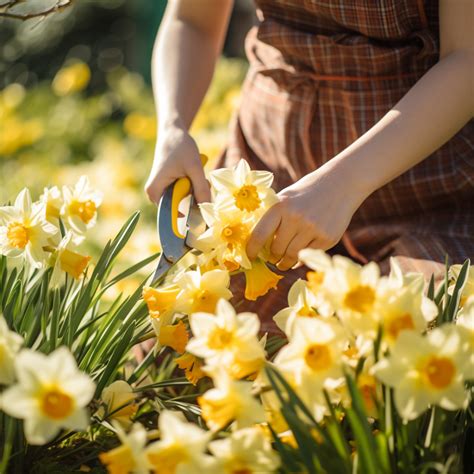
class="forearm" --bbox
[325,50,473,200]
[152,1,232,133]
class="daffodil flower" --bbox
[372,325,470,420]
[99,422,149,474]
[0,314,23,385]
[209,427,280,473]
[0,188,57,268]
[210,159,278,216]
[145,410,217,474]
[61,176,102,237]
[187,299,265,379]
[198,369,265,431]
[1,347,95,445]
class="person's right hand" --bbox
[144,125,211,204]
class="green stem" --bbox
[0,417,15,474]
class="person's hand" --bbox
[246,163,367,271]
[144,125,211,204]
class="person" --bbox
[144,0,473,329]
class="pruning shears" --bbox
[152,154,208,282]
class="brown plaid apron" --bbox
[219,0,474,332]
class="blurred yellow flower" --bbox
[1,347,95,445]
[159,320,189,354]
[209,427,280,474]
[123,112,157,141]
[52,62,91,96]
[198,369,265,432]
[373,325,470,420]
[98,381,137,429]
[0,314,23,385]
[174,353,206,385]
[100,422,149,474]
[145,410,215,474]
[0,117,43,155]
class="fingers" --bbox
[247,206,282,260]
[144,171,171,205]
[269,222,297,264]
[277,233,315,271]
[188,162,211,203]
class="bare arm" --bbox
[146,0,233,203]
[247,0,474,270]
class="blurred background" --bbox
[0,0,254,270]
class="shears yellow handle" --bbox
[170,154,208,239]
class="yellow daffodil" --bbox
[187,299,265,379]
[100,422,149,474]
[244,258,282,301]
[145,410,216,474]
[0,314,23,385]
[38,186,63,223]
[273,279,322,336]
[175,268,232,315]
[209,427,280,474]
[1,347,95,445]
[300,250,380,336]
[158,320,189,354]
[143,284,180,319]
[123,112,157,141]
[61,176,102,237]
[372,325,470,420]
[210,159,278,215]
[52,62,91,96]
[0,188,57,268]
[198,369,265,431]
[374,281,437,346]
[195,204,254,270]
[175,353,206,385]
[49,232,91,288]
[97,381,137,429]
[274,318,347,387]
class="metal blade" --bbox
[157,184,188,263]
[152,254,172,282]
[185,197,206,248]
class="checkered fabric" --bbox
[219,0,474,333]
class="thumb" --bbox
[246,205,282,260]
[188,163,211,203]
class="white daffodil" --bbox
[187,299,265,379]
[210,159,278,216]
[61,176,102,237]
[374,280,438,346]
[194,204,254,271]
[198,369,265,431]
[0,188,57,268]
[209,427,280,474]
[372,325,470,420]
[100,422,150,474]
[273,279,321,336]
[38,186,63,224]
[456,298,474,380]
[174,268,232,315]
[300,250,380,336]
[49,232,91,288]
[97,380,137,429]
[145,410,217,474]
[0,314,23,385]
[274,318,348,387]
[1,347,95,445]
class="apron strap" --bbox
[416,0,429,29]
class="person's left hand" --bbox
[246,162,367,271]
